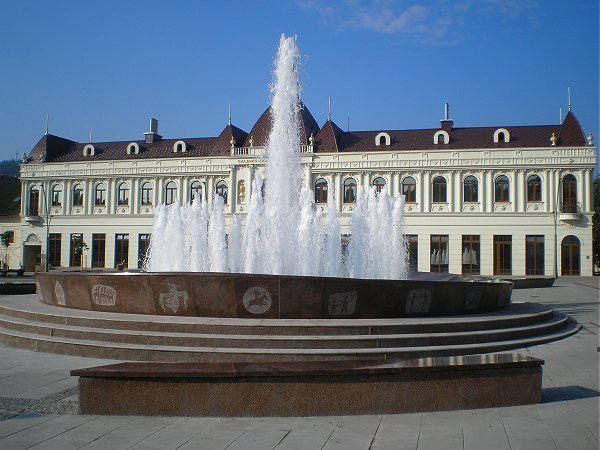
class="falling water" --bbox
[146,35,407,280]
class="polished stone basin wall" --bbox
[35,272,512,319]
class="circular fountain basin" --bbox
[35,271,512,319]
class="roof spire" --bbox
[444,102,449,120]
[567,86,571,111]
[45,114,49,135]
[89,129,93,143]
[328,96,331,121]
[559,107,562,123]
[228,102,231,126]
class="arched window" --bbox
[372,177,386,194]
[164,181,177,205]
[51,184,62,206]
[28,186,40,216]
[493,128,510,143]
[343,177,357,203]
[494,175,510,203]
[375,132,391,146]
[432,176,447,203]
[463,176,478,203]
[190,181,203,203]
[215,180,228,204]
[562,174,577,213]
[140,182,153,206]
[527,175,542,202]
[174,140,186,153]
[94,183,106,206]
[433,131,449,145]
[561,235,580,275]
[117,182,129,206]
[402,177,416,203]
[315,178,328,204]
[72,184,83,207]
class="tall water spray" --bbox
[146,35,407,280]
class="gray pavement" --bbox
[0,277,597,449]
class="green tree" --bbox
[72,237,89,270]
[593,176,599,273]
[0,230,14,269]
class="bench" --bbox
[71,353,543,416]
[0,268,25,277]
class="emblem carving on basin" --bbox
[465,291,482,310]
[54,281,66,305]
[406,289,432,313]
[159,283,189,313]
[243,287,272,314]
[328,291,358,316]
[92,284,117,306]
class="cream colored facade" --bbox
[16,140,597,276]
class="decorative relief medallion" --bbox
[91,284,116,306]
[243,287,272,314]
[327,291,357,316]
[465,291,482,310]
[406,289,432,314]
[158,283,189,313]
[54,281,66,305]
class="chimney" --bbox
[440,102,453,133]
[144,117,162,144]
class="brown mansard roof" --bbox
[27,107,589,163]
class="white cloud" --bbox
[295,0,538,45]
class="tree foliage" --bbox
[0,231,14,248]
[0,160,19,177]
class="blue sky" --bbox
[0,0,597,166]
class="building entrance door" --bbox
[561,235,580,276]
[24,244,41,272]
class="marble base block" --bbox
[73,354,542,417]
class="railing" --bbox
[560,202,582,214]
[231,145,313,156]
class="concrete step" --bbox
[0,319,581,362]
[0,296,554,335]
[0,312,570,349]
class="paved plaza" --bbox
[0,277,597,449]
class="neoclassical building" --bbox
[13,104,597,276]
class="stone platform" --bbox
[71,353,543,416]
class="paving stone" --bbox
[370,412,422,450]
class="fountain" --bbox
[30,35,552,418]
[35,35,513,319]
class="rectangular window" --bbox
[49,233,61,268]
[494,235,512,275]
[430,235,449,273]
[526,235,544,275]
[114,234,129,268]
[462,235,480,274]
[138,234,151,269]
[69,233,83,268]
[406,235,418,272]
[29,189,40,216]
[91,233,106,268]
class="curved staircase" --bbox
[0,295,580,362]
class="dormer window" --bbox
[83,144,95,156]
[433,130,449,145]
[173,140,186,153]
[493,128,510,143]
[127,142,140,155]
[375,132,391,146]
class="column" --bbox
[229,166,236,213]
[485,171,493,213]
[517,170,525,212]
[422,171,430,213]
